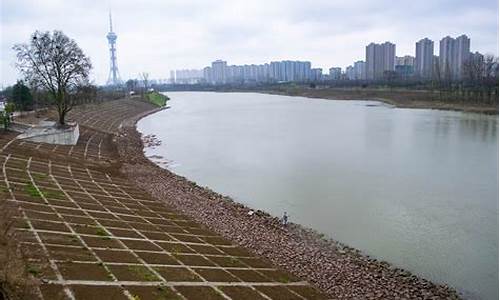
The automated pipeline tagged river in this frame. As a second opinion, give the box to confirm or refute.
[137,91,498,299]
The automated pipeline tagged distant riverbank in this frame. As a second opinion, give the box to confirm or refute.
[251,87,499,114]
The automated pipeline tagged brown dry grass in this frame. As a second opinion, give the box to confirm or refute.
[262,87,499,114]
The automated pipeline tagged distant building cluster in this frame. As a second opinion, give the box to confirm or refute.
[170,34,495,85]
[172,69,203,84]
[340,34,485,82]
[171,60,320,85]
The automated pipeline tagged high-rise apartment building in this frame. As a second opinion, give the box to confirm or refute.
[329,67,342,80]
[365,43,377,80]
[382,42,396,72]
[353,61,366,80]
[366,42,395,80]
[439,35,470,79]
[415,38,434,79]
[310,68,323,81]
[270,61,281,81]
[395,56,415,67]
[395,56,415,78]
[175,69,203,84]
[211,60,227,84]
[169,70,175,84]
[226,65,243,83]
[345,66,355,80]
[439,36,455,78]
[269,61,312,82]
[455,35,471,79]
[203,66,212,83]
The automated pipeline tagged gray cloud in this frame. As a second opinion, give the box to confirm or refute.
[1,0,498,86]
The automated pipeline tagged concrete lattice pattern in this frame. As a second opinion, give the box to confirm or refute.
[0,99,327,300]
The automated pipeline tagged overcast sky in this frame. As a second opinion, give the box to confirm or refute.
[1,0,498,86]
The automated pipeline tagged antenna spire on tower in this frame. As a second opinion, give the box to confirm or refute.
[109,11,113,32]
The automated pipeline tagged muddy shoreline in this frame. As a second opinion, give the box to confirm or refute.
[113,105,463,299]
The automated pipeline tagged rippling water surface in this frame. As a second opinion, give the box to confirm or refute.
[138,92,498,299]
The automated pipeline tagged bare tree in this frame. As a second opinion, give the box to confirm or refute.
[125,79,138,93]
[484,55,499,81]
[463,55,484,85]
[432,58,444,101]
[462,55,484,102]
[383,71,397,90]
[483,55,499,103]
[443,62,453,87]
[140,72,150,92]
[70,84,97,106]
[13,30,92,126]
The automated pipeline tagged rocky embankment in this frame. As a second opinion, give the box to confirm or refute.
[115,112,462,299]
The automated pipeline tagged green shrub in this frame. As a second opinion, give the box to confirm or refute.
[146,92,168,107]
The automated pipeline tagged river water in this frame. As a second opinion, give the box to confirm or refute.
[137,92,498,299]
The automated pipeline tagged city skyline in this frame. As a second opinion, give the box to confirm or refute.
[172,33,491,84]
[1,0,498,86]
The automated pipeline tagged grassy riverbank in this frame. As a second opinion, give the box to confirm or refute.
[145,91,169,107]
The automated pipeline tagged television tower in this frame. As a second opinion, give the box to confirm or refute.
[106,12,122,85]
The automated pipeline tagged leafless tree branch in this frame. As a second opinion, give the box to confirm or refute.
[13,30,92,126]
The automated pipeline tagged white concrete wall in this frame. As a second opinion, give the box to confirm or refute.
[18,124,79,145]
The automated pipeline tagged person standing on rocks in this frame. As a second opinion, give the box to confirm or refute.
[281,212,288,226]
